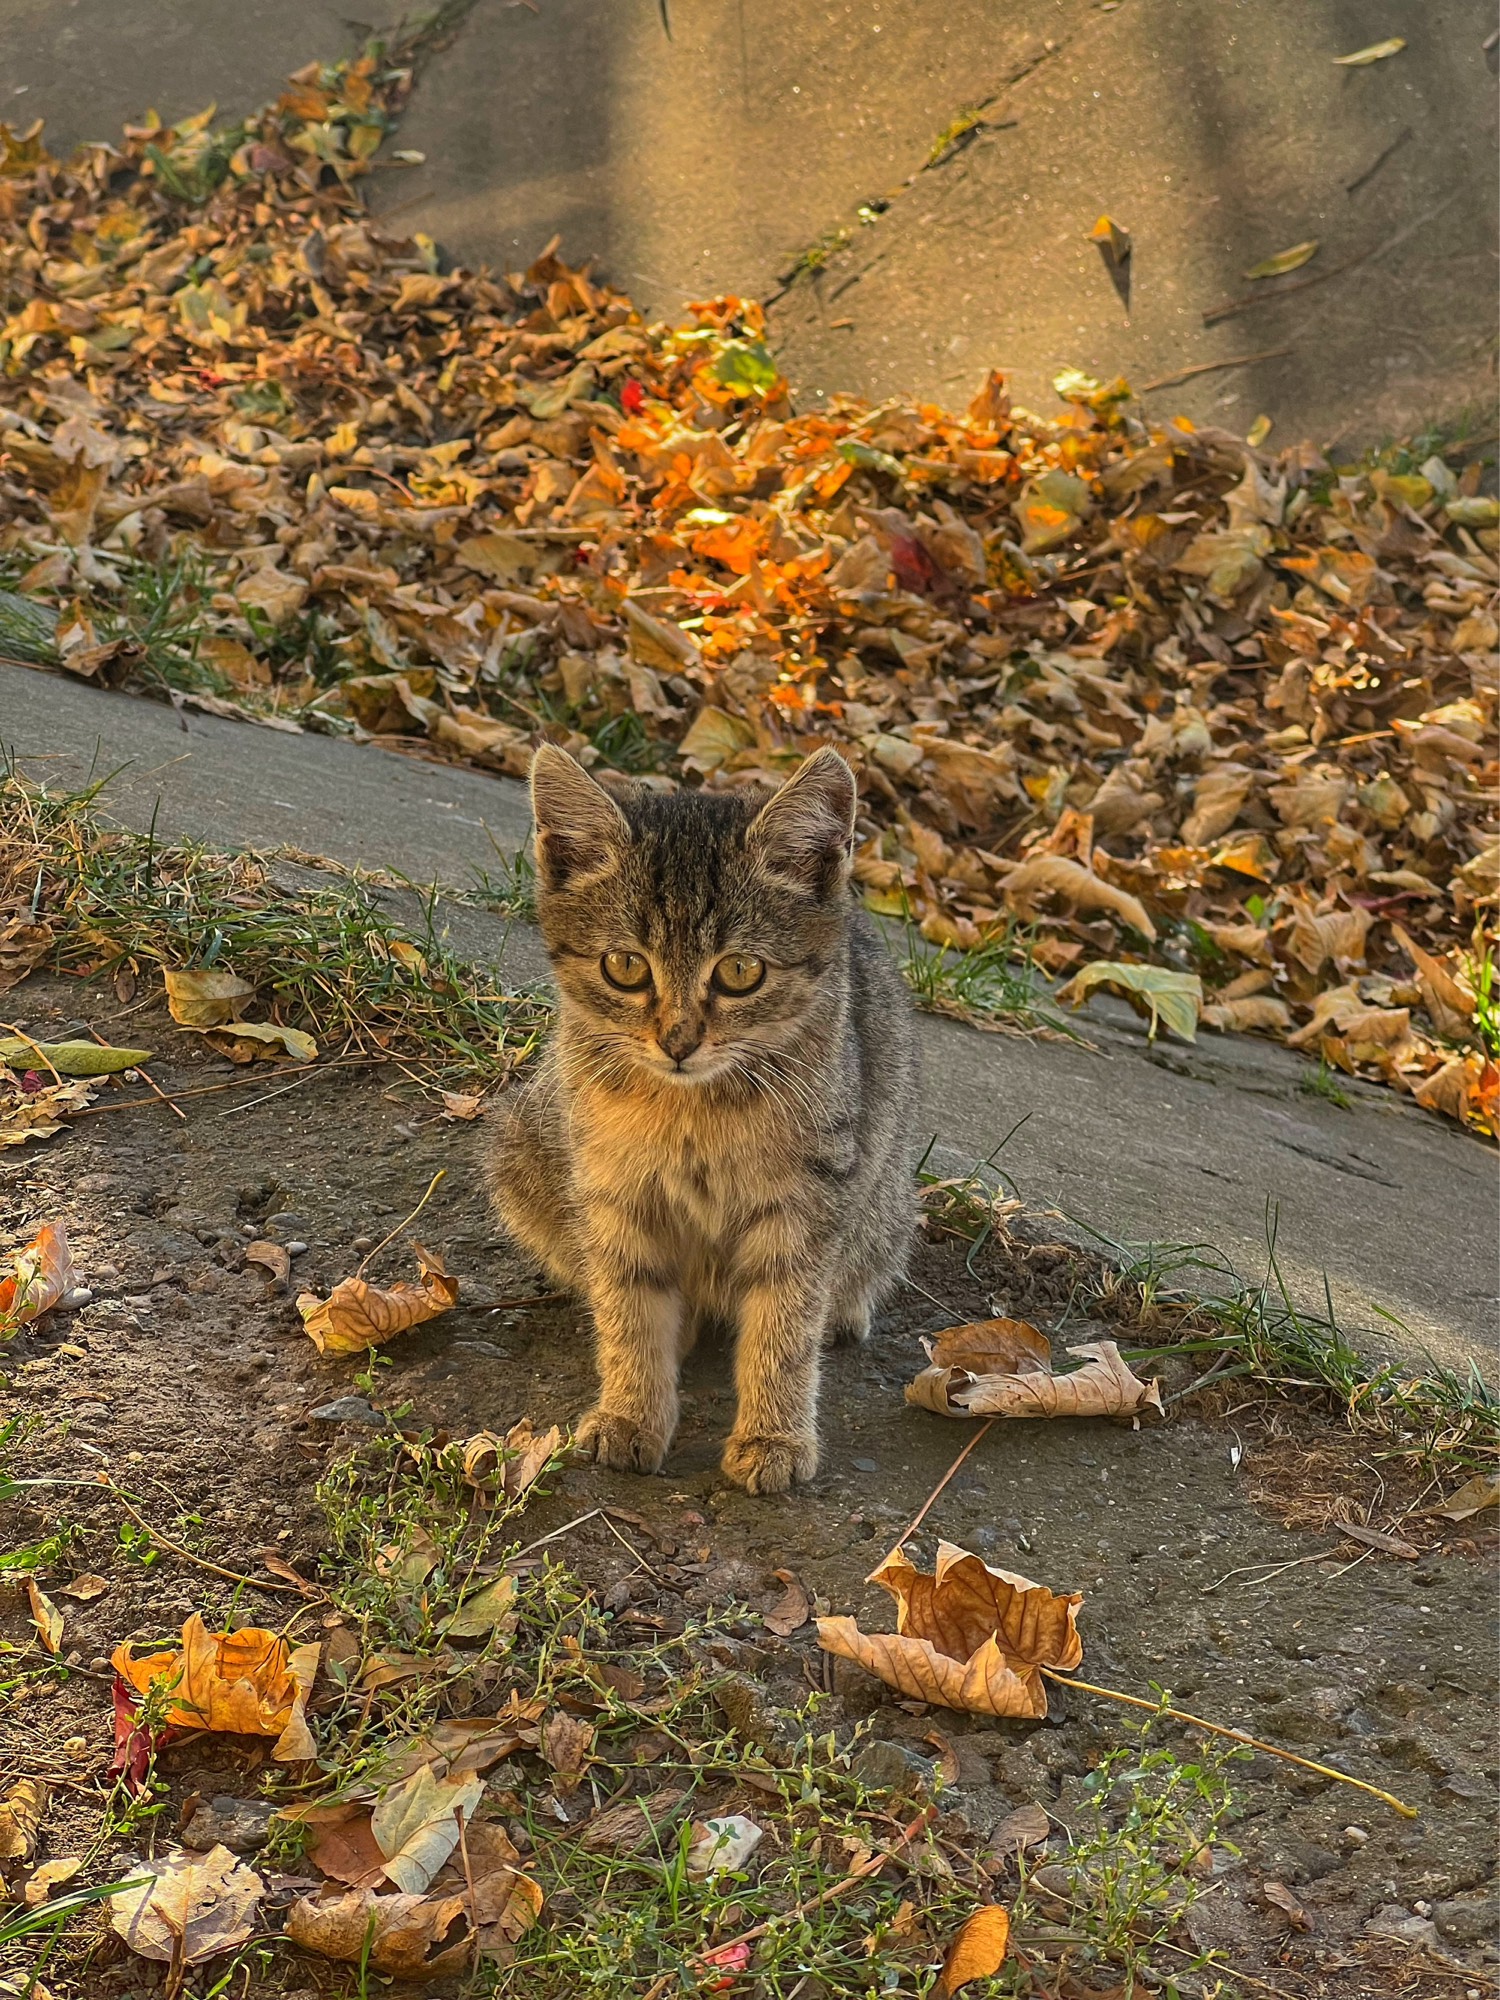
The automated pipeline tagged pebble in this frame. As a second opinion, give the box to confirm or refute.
[308,1395,386,1426]
[352,1235,375,1251]
[1343,1825,1369,1845]
[59,1288,93,1310]
[181,1796,275,1856]
[851,1457,878,1473]
[285,1241,309,1257]
[453,1339,509,1359]
[265,1211,308,1234]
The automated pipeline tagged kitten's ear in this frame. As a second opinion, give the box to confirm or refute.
[530,744,629,890]
[749,746,857,897]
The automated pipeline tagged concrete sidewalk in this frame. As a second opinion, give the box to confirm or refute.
[5,664,1494,1380]
[3,0,1494,447]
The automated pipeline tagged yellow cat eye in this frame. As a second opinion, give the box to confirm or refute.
[601,950,652,991]
[712,952,766,996]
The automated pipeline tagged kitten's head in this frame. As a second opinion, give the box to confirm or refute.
[528,743,857,1086]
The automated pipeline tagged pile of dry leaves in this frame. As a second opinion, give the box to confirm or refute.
[0,46,1495,1132]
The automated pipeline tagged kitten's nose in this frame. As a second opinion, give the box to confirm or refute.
[658,1019,704,1066]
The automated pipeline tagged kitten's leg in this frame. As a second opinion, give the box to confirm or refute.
[575,1207,683,1474]
[822,1274,873,1349]
[487,1074,587,1291]
[722,1221,828,1492]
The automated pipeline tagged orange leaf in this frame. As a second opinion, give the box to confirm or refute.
[297,1244,458,1354]
[937,1903,1011,1994]
[112,1614,319,1759]
[0,1222,78,1327]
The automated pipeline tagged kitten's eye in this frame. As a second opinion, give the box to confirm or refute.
[601,950,652,991]
[712,953,766,996]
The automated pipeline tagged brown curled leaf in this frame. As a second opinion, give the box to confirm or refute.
[297,1244,458,1355]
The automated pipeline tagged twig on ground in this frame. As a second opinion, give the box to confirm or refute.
[883,1420,996,1563]
[1346,126,1411,195]
[1136,346,1293,393]
[1041,1669,1418,1818]
[86,1025,185,1122]
[110,1488,309,1597]
[68,1058,386,1116]
[354,1168,446,1277]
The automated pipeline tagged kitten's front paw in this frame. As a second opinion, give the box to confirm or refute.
[721,1432,818,1494]
[575,1407,668,1474]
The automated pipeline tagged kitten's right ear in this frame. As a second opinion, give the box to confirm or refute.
[530,744,629,890]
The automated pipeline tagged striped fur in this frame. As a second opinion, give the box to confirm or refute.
[488,745,917,1493]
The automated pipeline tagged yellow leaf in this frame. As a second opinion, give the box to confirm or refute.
[297,1244,459,1354]
[1333,36,1405,64]
[1057,960,1201,1042]
[937,1904,1012,1995]
[0,1038,151,1074]
[818,1543,1083,1718]
[27,1578,63,1655]
[1243,240,1318,280]
[163,967,255,1028]
[197,1019,318,1062]
[112,1614,320,1760]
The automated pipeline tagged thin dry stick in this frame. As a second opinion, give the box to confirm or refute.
[0,1021,61,1081]
[1136,345,1293,393]
[882,1419,996,1565]
[455,1807,479,1970]
[354,1168,446,1278]
[86,1025,185,1122]
[110,1488,305,1597]
[68,1058,384,1116]
[1041,1669,1417,1819]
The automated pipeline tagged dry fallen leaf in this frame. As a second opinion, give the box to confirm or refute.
[244,1239,292,1288]
[442,1574,518,1642]
[818,1542,1084,1718]
[162,967,255,1027]
[1423,1473,1500,1522]
[1262,1879,1312,1929]
[24,1855,82,1906]
[1057,960,1202,1042]
[540,1713,595,1793]
[1002,854,1156,940]
[458,1419,561,1498]
[1333,36,1405,64]
[0,1222,78,1326]
[26,1577,63,1654]
[1243,241,1319,280]
[59,1573,110,1601]
[111,1613,320,1760]
[297,1244,458,1354]
[908,1323,1162,1423]
[109,1845,263,1966]
[936,1903,1012,1995]
[287,1885,474,1980]
[1335,1521,1420,1560]
[199,1019,318,1063]
[0,1778,47,1861]
[763,1568,812,1636]
[370,1764,485,1894]
[987,1803,1050,1861]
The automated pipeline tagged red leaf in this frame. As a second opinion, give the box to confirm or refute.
[621,378,646,414]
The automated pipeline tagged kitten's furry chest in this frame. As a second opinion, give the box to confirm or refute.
[574,1079,803,1250]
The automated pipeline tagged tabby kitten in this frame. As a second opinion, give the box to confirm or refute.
[488,743,917,1494]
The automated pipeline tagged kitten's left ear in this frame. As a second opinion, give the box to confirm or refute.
[749,746,857,898]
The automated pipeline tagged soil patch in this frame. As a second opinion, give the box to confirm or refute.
[1,975,1495,1996]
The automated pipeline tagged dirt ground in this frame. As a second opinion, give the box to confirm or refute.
[1,971,1496,1997]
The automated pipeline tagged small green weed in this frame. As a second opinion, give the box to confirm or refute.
[927,105,989,167]
[901,920,1084,1043]
[999,1715,1244,1997]
[470,839,537,923]
[1297,1058,1352,1109]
